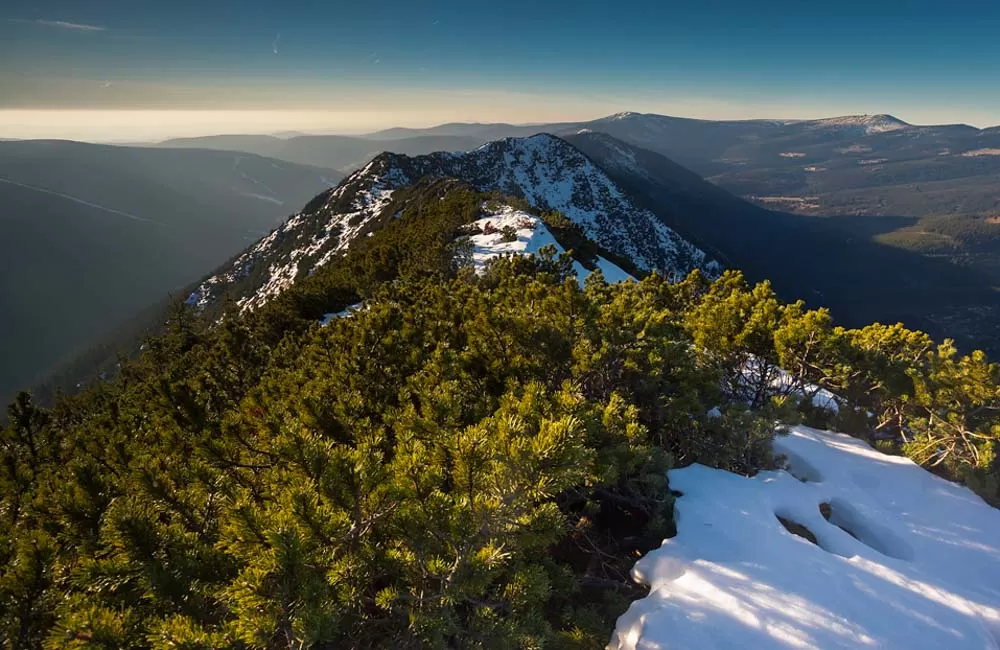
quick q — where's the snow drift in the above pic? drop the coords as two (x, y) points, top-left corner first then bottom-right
(465, 204), (632, 285)
(610, 425), (1000, 650)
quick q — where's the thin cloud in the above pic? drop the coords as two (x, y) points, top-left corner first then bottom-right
(9, 18), (107, 32)
(272, 32), (280, 55)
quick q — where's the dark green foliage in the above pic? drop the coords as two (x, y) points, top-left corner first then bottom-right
(6, 183), (997, 649)
(693, 271), (1000, 505)
(537, 210), (641, 278)
(0, 188), (773, 649)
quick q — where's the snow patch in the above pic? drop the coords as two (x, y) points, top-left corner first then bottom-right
(465, 204), (633, 287)
(610, 425), (1000, 650)
(320, 302), (363, 325)
(808, 115), (910, 135)
(961, 148), (1000, 157)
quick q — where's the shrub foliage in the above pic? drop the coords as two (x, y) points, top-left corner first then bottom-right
(2, 186), (998, 648)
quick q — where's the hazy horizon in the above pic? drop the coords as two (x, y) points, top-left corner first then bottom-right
(3, 0), (999, 141)
(2, 104), (998, 144)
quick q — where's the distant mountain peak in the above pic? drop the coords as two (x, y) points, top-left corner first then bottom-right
(472, 131), (563, 151)
(805, 114), (911, 134)
(608, 111), (641, 121)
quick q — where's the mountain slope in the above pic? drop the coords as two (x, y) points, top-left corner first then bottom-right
(187, 134), (712, 313)
(800, 113), (911, 134)
(6, 125), (1000, 650)
(361, 121), (577, 142)
(558, 112), (1000, 219)
(565, 131), (1000, 353)
(0, 140), (342, 404)
(158, 133), (486, 172)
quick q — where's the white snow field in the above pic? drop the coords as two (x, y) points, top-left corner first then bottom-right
(610, 425), (1000, 650)
(466, 205), (633, 286)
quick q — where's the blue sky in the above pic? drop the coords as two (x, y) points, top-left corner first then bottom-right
(2, 0), (999, 138)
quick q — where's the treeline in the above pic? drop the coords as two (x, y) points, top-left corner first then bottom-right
(1, 185), (998, 648)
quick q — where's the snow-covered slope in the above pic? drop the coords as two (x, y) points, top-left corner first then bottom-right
(610, 425), (1000, 650)
(313, 204), (630, 327)
(464, 203), (633, 284)
(802, 114), (911, 135)
(185, 134), (710, 312)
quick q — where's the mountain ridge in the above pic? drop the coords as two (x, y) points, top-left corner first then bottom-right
(185, 134), (714, 313)
(157, 132), (486, 172)
(6, 133), (1000, 650)
(563, 130), (1000, 354)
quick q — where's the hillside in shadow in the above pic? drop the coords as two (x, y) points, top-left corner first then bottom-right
(565, 131), (1000, 355)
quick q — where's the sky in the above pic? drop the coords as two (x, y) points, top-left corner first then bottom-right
(2, 0), (999, 141)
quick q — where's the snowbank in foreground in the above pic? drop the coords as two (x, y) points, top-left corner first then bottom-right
(610, 425), (1000, 649)
(467, 206), (633, 287)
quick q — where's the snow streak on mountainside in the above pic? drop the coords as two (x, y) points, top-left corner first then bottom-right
(610, 426), (1000, 650)
(186, 134), (710, 312)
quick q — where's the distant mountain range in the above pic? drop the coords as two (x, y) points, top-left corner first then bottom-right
(161, 112), (1000, 220)
(364, 112), (1000, 219)
(161, 111), (1000, 310)
(0, 140), (342, 404)
(7, 111), (1000, 405)
(157, 134), (487, 173)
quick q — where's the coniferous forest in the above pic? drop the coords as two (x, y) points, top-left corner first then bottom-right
(2, 187), (999, 648)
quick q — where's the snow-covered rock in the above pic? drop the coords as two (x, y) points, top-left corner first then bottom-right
(464, 204), (633, 286)
(610, 425), (1000, 650)
(320, 302), (364, 325)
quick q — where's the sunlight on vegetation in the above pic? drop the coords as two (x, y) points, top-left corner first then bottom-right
(2, 186), (998, 648)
